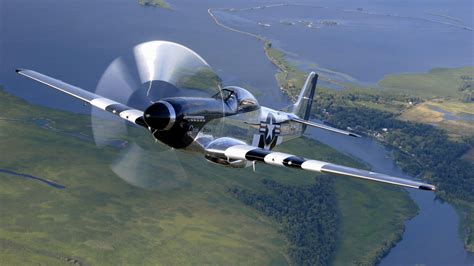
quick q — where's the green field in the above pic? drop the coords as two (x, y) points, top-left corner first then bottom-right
(379, 67), (474, 98)
(0, 87), (416, 265)
(278, 138), (418, 265)
(334, 178), (416, 265)
(398, 100), (474, 139)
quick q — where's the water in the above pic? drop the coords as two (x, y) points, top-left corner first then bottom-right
(1, 0), (473, 264)
(307, 128), (474, 265)
(214, 0), (473, 83)
(212, 2), (474, 263)
(0, 0), (288, 111)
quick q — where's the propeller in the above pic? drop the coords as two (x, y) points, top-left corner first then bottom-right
(91, 41), (224, 190)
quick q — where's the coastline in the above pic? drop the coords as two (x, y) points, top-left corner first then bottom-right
(207, 3), (474, 261)
(207, 6), (420, 265)
(208, 6), (351, 98)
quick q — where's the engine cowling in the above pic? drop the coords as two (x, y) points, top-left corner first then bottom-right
(143, 98), (227, 149)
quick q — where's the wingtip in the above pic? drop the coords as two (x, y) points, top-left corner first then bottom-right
(349, 133), (362, 138)
(16, 68), (24, 74)
(419, 184), (436, 191)
(308, 71), (318, 79)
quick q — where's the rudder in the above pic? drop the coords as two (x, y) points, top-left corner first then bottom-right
(290, 72), (318, 120)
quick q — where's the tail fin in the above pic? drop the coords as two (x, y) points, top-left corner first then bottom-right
(290, 72), (318, 120)
(288, 72), (360, 138)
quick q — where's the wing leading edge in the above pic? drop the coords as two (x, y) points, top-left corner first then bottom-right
(16, 69), (146, 127)
(224, 145), (436, 191)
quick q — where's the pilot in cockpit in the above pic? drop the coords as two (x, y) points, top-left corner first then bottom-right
(216, 86), (260, 113)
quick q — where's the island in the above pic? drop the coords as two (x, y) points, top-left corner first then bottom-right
(138, 0), (170, 10)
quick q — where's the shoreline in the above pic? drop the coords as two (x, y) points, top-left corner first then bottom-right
(207, 3), (474, 262)
(208, 6), (380, 97)
(208, 5), (419, 265)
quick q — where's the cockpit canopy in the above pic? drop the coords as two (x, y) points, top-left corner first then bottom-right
(215, 86), (260, 113)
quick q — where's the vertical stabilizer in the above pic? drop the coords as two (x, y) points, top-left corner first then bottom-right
(290, 72), (318, 120)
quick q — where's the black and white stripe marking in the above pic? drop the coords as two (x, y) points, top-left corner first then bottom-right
(90, 98), (145, 126)
(224, 145), (436, 191)
(16, 69), (146, 127)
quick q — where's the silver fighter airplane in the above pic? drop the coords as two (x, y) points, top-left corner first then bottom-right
(17, 41), (436, 191)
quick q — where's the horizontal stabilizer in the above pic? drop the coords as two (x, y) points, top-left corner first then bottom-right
(291, 117), (361, 137)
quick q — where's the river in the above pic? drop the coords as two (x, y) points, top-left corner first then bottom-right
(0, 0), (473, 264)
(0, 168), (65, 189)
(308, 128), (474, 265)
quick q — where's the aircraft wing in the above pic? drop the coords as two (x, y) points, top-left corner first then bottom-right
(224, 144), (436, 191)
(16, 69), (146, 127)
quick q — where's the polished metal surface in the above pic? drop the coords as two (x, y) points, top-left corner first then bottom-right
(321, 163), (436, 190)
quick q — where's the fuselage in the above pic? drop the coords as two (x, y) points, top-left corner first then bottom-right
(142, 87), (304, 156)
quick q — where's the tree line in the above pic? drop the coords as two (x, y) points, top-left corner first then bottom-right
(228, 177), (338, 266)
(313, 90), (474, 202)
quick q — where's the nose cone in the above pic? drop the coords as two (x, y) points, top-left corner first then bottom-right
(144, 101), (176, 130)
